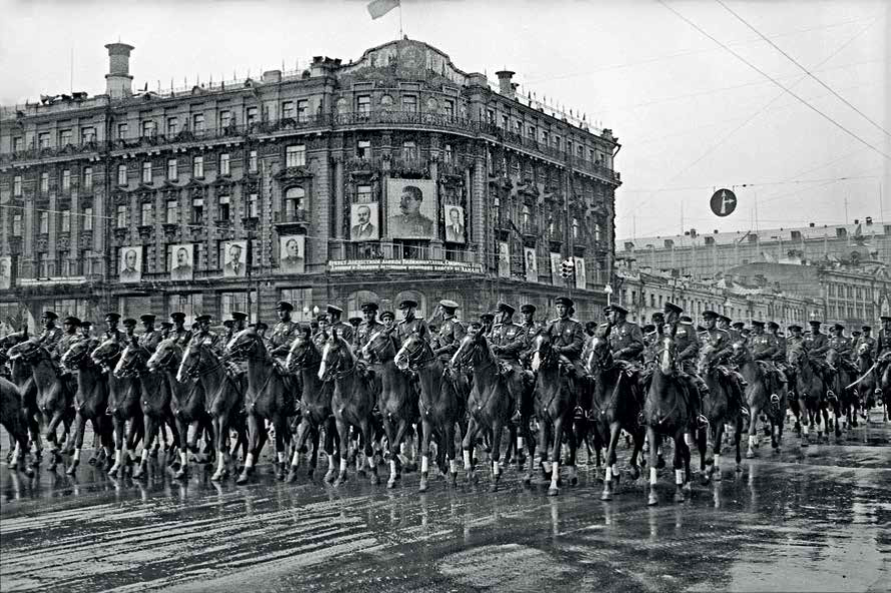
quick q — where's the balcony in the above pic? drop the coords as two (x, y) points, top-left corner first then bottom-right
(328, 241), (482, 275)
(274, 209), (309, 233)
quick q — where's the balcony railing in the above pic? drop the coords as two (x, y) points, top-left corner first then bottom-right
(328, 241), (482, 274)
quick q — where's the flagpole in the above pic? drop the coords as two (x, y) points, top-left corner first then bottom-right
(398, 2), (403, 38)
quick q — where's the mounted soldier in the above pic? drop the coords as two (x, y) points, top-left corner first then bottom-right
(701, 310), (749, 411)
(170, 312), (190, 344)
(397, 299), (430, 347)
(37, 310), (64, 352)
(806, 319), (836, 398)
(327, 305), (354, 343)
(829, 322), (857, 374)
(159, 321), (173, 341)
(545, 296), (586, 391)
(431, 299), (465, 361)
(253, 322), (271, 348)
(603, 304), (645, 405)
(518, 304), (542, 367)
(79, 320), (98, 350)
(479, 312), (495, 337)
(856, 325), (877, 359)
(104, 312), (127, 346)
(139, 315), (162, 353)
(354, 302), (383, 354)
(54, 316), (82, 363)
(312, 313), (330, 349)
(749, 320), (784, 403)
(122, 318), (139, 343)
(489, 302), (530, 418)
(664, 302), (709, 428)
(380, 310), (397, 336)
(270, 301), (300, 361)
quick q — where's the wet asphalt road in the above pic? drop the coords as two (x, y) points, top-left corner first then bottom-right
(1, 415), (889, 593)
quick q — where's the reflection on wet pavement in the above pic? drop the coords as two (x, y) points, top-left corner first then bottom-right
(1, 418), (889, 592)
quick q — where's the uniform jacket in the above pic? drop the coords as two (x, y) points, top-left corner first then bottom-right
(703, 327), (733, 365)
(38, 326), (64, 352)
(672, 323), (700, 362)
(53, 332), (81, 361)
(330, 321), (354, 344)
(854, 335), (877, 358)
(397, 317), (431, 346)
(270, 320), (300, 355)
(805, 332), (830, 357)
(546, 317), (585, 361)
(489, 322), (525, 360)
(433, 316), (466, 357)
(828, 335), (852, 358)
(354, 319), (383, 352)
(750, 332), (777, 360)
(607, 320), (644, 362)
(140, 329), (162, 353)
(878, 329), (891, 357)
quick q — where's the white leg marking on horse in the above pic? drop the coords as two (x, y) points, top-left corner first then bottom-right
(366, 455), (375, 469)
(72, 448), (80, 462)
(684, 433), (692, 447)
(389, 458), (397, 478)
(550, 462), (559, 488)
(245, 452), (255, 469)
(141, 448), (149, 462)
(463, 450), (471, 470)
(180, 451), (188, 466)
(517, 436), (524, 450)
(421, 455), (429, 474)
(605, 466), (613, 482)
(277, 451), (285, 464)
(115, 449), (122, 464)
(611, 463), (618, 478)
(340, 457), (348, 472)
(714, 454), (721, 470)
(291, 449), (301, 467)
(328, 455), (336, 471)
(492, 460), (500, 476)
(543, 460), (552, 474)
(649, 467), (658, 485)
(450, 459), (458, 474)
(748, 435), (756, 448)
(675, 469), (684, 485)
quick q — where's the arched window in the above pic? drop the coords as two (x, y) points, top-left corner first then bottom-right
(346, 290), (380, 319)
(285, 187), (305, 221)
(394, 289), (426, 318)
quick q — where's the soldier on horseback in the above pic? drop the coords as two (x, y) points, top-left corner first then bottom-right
(104, 312), (127, 346)
(122, 318), (138, 343)
(270, 301), (300, 361)
(545, 297), (586, 392)
(159, 321), (173, 341)
(431, 300), (465, 361)
(480, 312), (495, 337)
(327, 305), (354, 343)
(664, 302), (709, 429)
(603, 304), (644, 404)
(397, 299), (430, 346)
(749, 320), (784, 403)
(79, 321), (98, 349)
(37, 310), (63, 352)
(806, 320), (836, 399)
(380, 310), (397, 336)
(170, 312), (190, 344)
(856, 325), (877, 359)
(518, 304), (542, 366)
(354, 302), (383, 353)
(54, 316), (82, 363)
(829, 323), (857, 373)
(701, 310), (749, 418)
(139, 315), (162, 353)
(490, 302), (531, 419)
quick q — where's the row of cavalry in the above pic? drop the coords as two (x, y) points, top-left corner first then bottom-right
(1, 310), (889, 507)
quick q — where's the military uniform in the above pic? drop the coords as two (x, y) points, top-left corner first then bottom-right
(607, 320), (645, 363)
(433, 315), (466, 359)
(53, 331), (82, 362)
(140, 329), (162, 353)
(703, 327), (733, 366)
(37, 325), (64, 353)
(546, 316), (586, 374)
(877, 326), (891, 358)
(855, 333), (877, 359)
(354, 319), (383, 352)
(397, 316), (430, 347)
(329, 321), (354, 344)
(750, 332), (777, 362)
(270, 319), (300, 358)
(490, 320), (526, 361)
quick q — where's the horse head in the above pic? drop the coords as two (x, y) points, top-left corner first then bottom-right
(362, 329), (395, 364)
(728, 338), (751, 367)
(585, 326), (613, 373)
(286, 328), (318, 372)
(177, 338), (209, 383)
(7, 338), (48, 365)
(318, 333), (354, 382)
(657, 333), (678, 374)
(856, 341), (873, 362)
(0, 330), (29, 352)
(451, 331), (489, 369)
(61, 338), (94, 371)
(531, 332), (557, 372)
(226, 328), (265, 361)
(394, 332), (431, 372)
(113, 340), (149, 379)
(91, 338), (125, 370)
(147, 337), (182, 374)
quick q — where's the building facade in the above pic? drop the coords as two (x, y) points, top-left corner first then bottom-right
(0, 39), (621, 330)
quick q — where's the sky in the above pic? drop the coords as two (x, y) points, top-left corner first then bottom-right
(1, 0), (888, 240)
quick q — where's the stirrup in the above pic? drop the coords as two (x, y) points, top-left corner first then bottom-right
(770, 394), (780, 405)
(696, 414), (709, 429)
(826, 390), (837, 401)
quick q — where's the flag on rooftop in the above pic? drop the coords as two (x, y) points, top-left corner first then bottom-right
(368, 0), (400, 19)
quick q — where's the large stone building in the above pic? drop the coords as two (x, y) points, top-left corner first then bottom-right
(0, 39), (621, 329)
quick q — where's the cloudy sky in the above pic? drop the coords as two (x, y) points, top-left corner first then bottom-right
(1, 0), (888, 240)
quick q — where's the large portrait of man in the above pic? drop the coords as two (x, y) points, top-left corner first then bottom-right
(574, 256), (587, 290)
(350, 203), (380, 241)
(279, 235), (306, 274)
(524, 248), (538, 283)
(222, 240), (247, 278)
(444, 205), (465, 244)
(387, 179), (436, 240)
(550, 252), (562, 286)
(119, 247), (142, 283)
(0, 256), (11, 290)
(169, 244), (194, 281)
(498, 242), (510, 278)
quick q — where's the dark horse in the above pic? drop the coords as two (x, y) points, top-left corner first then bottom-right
(849, 342), (877, 427)
(697, 342), (744, 481)
(731, 340), (786, 456)
(318, 333), (379, 486)
(825, 349), (851, 437)
(286, 329), (338, 482)
(585, 332), (645, 500)
(1, 331), (42, 465)
(644, 331), (694, 505)
(529, 332), (579, 496)
(880, 354), (891, 423)
(148, 336), (214, 478)
(786, 340), (826, 446)
(226, 329), (295, 484)
(363, 328), (419, 489)
(92, 338), (144, 477)
(0, 377), (34, 477)
(7, 339), (75, 471)
(177, 337), (245, 481)
(451, 332), (514, 492)
(395, 332), (464, 492)
(60, 339), (114, 475)
(115, 340), (182, 478)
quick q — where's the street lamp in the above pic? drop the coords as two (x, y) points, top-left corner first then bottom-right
(604, 283), (613, 306)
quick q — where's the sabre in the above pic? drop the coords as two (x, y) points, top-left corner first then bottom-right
(845, 361), (878, 390)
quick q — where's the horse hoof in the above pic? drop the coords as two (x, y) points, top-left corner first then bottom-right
(211, 472), (223, 482)
(386, 479), (397, 489)
(735, 464), (743, 474)
(648, 492), (659, 506)
(745, 450), (755, 459)
(450, 473), (458, 487)
(419, 478), (428, 492)
(700, 473), (711, 486)
(236, 473), (249, 485)
(132, 465), (146, 479)
(24, 466), (35, 478)
(714, 469), (723, 482)
(683, 481), (692, 493)
(489, 482), (499, 493)
(286, 470), (298, 483)
(601, 490), (612, 501)
(174, 467), (187, 480)
(66, 463), (78, 476)
(547, 487), (559, 497)
(629, 466), (641, 481)
(370, 473), (380, 486)
(88, 457), (97, 466)
(674, 491), (686, 503)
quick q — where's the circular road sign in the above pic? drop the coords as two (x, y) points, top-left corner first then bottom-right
(710, 188), (737, 217)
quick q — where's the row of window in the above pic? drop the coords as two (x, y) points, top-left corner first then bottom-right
(827, 283), (872, 300)
(13, 168), (94, 196)
(484, 107), (607, 164)
(9, 207), (94, 237)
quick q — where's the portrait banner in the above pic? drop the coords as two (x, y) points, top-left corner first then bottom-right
(498, 241), (510, 278)
(574, 256), (587, 290)
(550, 252), (562, 286)
(387, 178), (437, 240)
(443, 204), (466, 244)
(169, 244), (194, 281)
(222, 240), (247, 278)
(119, 246), (143, 284)
(279, 235), (306, 274)
(350, 202), (380, 241)
(0, 256), (11, 290)
(524, 248), (538, 283)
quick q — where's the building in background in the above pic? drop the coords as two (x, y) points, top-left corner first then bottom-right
(0, 38), (621, 328)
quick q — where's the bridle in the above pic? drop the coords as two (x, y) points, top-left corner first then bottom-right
(288, 336), (321, 371)
(363, 331), (395, 363)
(395, 335), (435, 372)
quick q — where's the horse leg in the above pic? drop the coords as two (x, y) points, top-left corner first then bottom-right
(647, 427), (660, 505)
(711, 422), (724, 482)
(360, 418), (379, 486)
(173, 416), (190, 479)
(323, 416), (339, 483)
(333, 418), (350, 486)
(445, 421), (458, 487)
(462, 419), (478, 483)
(45, 410), (65, 471)
(672, 434), (686, 503)
(601, 421), (622, 501)
(388, 419), (409, 488)
(547, 417), (565, 496)
(419, 419), (433, 492)
(134, 414), (156, 479)
(746, 404), (759, 459)
(489, 420), (504, 493)
(65, 411), (87, 476)
(521, 417), (536, 485)
(210, 417), (227, 481)
(288, 417), (311, 482)
(697, 426), (709, 484)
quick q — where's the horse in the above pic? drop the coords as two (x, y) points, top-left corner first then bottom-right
(60, 339), (114, 475)
(880, 354), (891, 423)
(7, 339), (75, 471)
(0, 377), (34, 477)
(285, 329), (338, 482)
(451, 332), (514, 492)
(148, 336), (214, 478)
(585, 333), (645, 500)
(850, 342), (878, 427)
(394, 332), (464, 492)
(226, 328), (296, 484)
(825, 348), (852, 436)
(731, 341), (786, 457)
(91, 337), (144, 476)
(643, 331), (694, 505)
(528, 332), (579, 496)
(697, 343), (744, 481)
(318, 333), (379, 486)
(362, 329), (420, 488)
(0, 331), (43, 464)
(786, 341), (827, 446)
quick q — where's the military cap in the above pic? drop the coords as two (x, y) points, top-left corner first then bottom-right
(520, 304), (537, 314)
(348, 316), (362, 327)
(326, 305), (343, 316)
(852, 330), (861, 337)
(496, 302), (515, 316)
(122, 318), (138, 327)
(664, 302), (683, 315)
(642, 324), (656, 334)
(809, 319), (822, 326)
(832, 323), (844, 331)
(702, 310), (719, 320)
(160, 321), (174, 329)
(43, 310), (58, 320)
(253, 322), (269, 331)
(223, 319), (235, 329)
(440, 299), (460, 310)
(719, 314), (732, 324)
(881, 316), (891, 322)
(63, 316), (81, 326)
(731, 321), (745, 329)
(555, 296), (574, 308)
(468, 320), (483, 329)
(105, 312), (121, 322)
(480, 312), (495, 321)
(195, 314), (212, 323)
(680, 315), (693, 324)
(170, 312), (186, 322)
(275, 301), (294, 312)
(81, 321), (93, 328)
(316, 313), (329, 322)
(360, 302), (379, 312)
(398, 299), (418, 310)
(609, 304), (629, 316)
(231, 311), (248, 321)
(751, 320), (765, 327)
(652, 312), (665, 323)
(140, 314), (156, 324)
(380, 311), (395, 321)
(861, 325), (871, 331)
(767, 321), (779, 330)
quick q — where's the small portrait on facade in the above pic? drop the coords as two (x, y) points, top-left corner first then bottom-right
(0, 256), (11, 290)
(574, 256), (587, 290)
(498, 242), (510, 278)
(444, 205), (465, 244)
(550, 252), (562, 286)
(278, 235), (306, 274)
(222, 240), (247, 278)
(387, 179), (436, 240)
(350, 202), (380, 241)
(524, 248), (538, 283)
(169, 244), (194, 281)
(119, 247), (142, 283)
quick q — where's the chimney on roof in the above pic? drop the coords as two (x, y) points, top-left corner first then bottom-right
(495, 70), (516, 99)
(105, 42), (134, 98)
